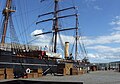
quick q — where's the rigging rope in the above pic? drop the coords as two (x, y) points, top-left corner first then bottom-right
(78, 39), (84, 56)
(0, 16), (4, 39)
(9, 14), (19, 43)
(14, 13), (23, 43)
(21, 0), (28, 46)
(17, 0), (54, 46)
(23, 0), (29, 45)
(17, 0), (26, 44)
(70, 39), (75, 55)
(38, 0), (54, 16)
(72, 0), (75, 7)
(9, 14), (21, 53)
(58, 32), (64, 50)
(27, 0), (56, 49)
(79, 36), (87, 57)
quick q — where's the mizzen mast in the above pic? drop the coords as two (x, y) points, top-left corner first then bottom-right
(75, 14), (79, 61)
(1, 0), (15, 46)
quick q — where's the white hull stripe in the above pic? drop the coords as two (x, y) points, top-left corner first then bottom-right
(0, 62), (57, 67)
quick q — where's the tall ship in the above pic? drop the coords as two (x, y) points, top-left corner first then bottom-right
(0, 0), (89, 78)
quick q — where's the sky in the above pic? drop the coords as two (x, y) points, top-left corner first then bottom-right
(0, 0), (120, 63)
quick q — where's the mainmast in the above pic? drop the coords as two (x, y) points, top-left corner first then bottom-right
(35, 0), (77, 53)
(1, 0), (15, 46)
(53, 0), (59, 53)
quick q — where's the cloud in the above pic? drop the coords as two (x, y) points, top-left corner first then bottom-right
(115, 16), (120, 19)
(84, 0), (103, 11)
(30, 29), (120, 62)
(29, 15), (120, 63)
(110, 15), (120, 40)
(31, 29), (44, 38)
(87, 53), (99, 58)
(110, 16), (120, 26)
(110, 21), (120, 25)
(85, 0), (96, 2)
(87, 45), (120, 53)
(30, 29), (75, 46)
(84, 0), (97, 8)
(83, 15), (120, 45)
(83, 33), (120, 46)
(94, 6), (102, 10)
(29, 29), (51, 46)
(87, 51), (120, 63)
(83, 30), (120, 62)
(82, 16), (120, 62)
(112, 27), (120, 31)
(85, 17), (120, 62)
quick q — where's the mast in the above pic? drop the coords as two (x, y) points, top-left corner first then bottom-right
(53, 0), (59, 53)
(1, 0), (15, 46)
(75, 14), (79, 61)
(35, 0), (77, 53)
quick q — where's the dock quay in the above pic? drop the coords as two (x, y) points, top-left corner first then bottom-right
(0, 70), (119, 84)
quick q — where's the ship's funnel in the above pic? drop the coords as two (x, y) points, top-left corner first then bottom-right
(64, 42), (69, 59)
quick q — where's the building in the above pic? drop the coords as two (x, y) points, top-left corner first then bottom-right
(109, 61), (120, 71)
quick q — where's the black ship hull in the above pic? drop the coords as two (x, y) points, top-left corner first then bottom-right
(0, 50), (58, 77)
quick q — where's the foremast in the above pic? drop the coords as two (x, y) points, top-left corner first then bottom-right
(1, 0), (15, 46)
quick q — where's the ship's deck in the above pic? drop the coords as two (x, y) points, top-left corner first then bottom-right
(0, 70), (120, 84)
